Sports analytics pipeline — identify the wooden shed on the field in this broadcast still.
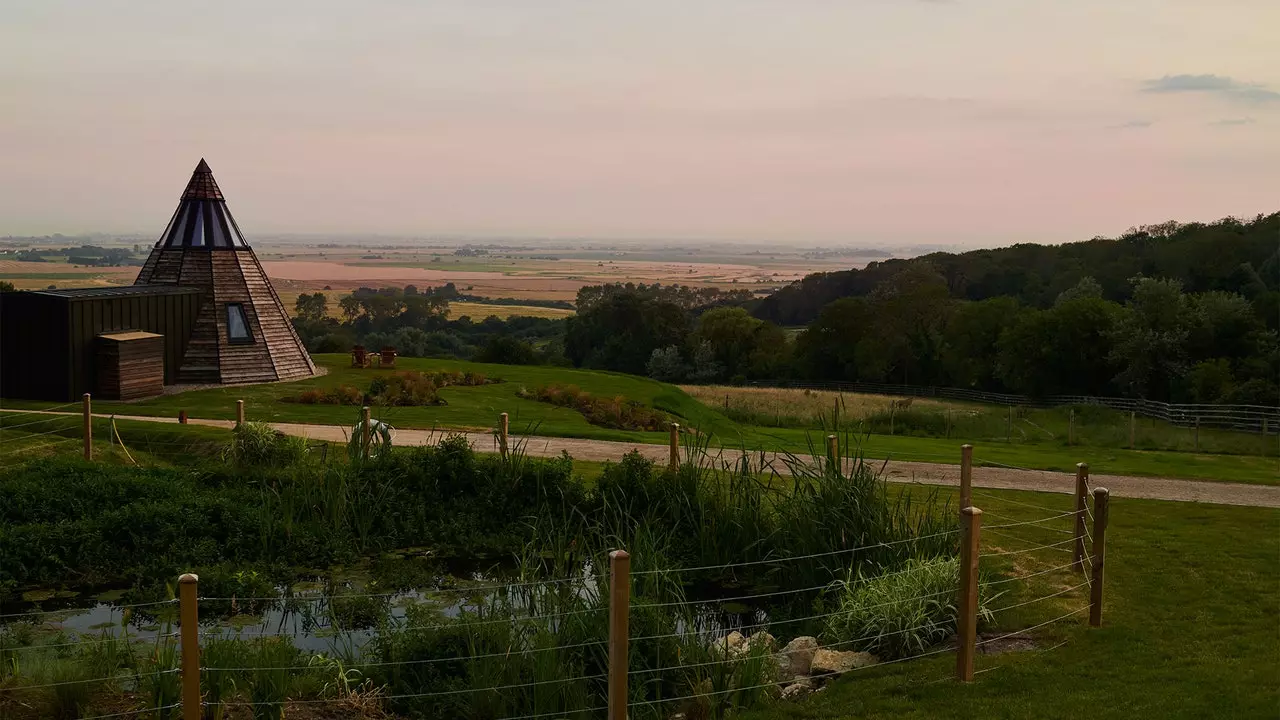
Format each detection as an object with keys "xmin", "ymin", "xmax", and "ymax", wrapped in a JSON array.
[
  {"xmin": 97, "ymin": 331, "xmax": 165, "ymax": 400},
  {"xmin": 0, "ymin": 285, "xmax": 203, "ymax": 401}
]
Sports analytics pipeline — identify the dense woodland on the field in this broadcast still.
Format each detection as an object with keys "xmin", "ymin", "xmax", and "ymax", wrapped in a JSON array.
[
  {"xmin": 289, "ymin": 213, "xmax": 1279, "ymax": 405},
  {"xmin": 564, "ymin": 214, "xmax": 1280, "ymax": 404}
]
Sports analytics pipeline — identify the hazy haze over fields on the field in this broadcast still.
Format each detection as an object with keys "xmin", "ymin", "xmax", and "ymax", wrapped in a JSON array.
[{"xmin": 2, "ymin": 0, "xmax": 1277, "ymax": 245}]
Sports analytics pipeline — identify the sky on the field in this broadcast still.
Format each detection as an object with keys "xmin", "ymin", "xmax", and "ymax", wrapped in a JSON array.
[{"xmin": 1, "ymin": 0, "xmax": 1278, "ymax": 246}]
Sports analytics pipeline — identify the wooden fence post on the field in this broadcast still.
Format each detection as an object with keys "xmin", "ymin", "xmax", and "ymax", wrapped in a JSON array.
[
  {"xmin": 956, "ymin": 507, "xmax": 982, "ymax": 682},
  {"xmin": 946, "ymin": 407, "xmax": 952, "ymax": 439},
  {"xmin": 235, "ymin": 399, "xmax": 245, "ymax": 426},
  {"xmin": 499, "ymin": 412, "xmax": 509, "ymax": 459},
  {"xmin": 1194, "ymin": 417, "xmax": 1200, "ymax": 452},
  {"xmin": 1089, "ymin": 487, "xmax": 1110, "ymax": 627},
  {"xmin": 178, "ymin": 573, "xmax": 201, "ymax": 720},
  {"xmin": 1006, "ymin": 405, "xmax": 1012, "ymax": 443},
  {"xmin": 668, "ymin": 422, "xmax": 680, "ymax": 471},
  {"xmin": 608, "ymin": 550, "xmax": 630, "ymax": 720},
  {"xmin": 1073, "ymin": 463, "xmax": 1089, "ymax": 571},
  {"xmin": 82, "ymin": 393, "xmax": 92, "ymax": 461},
  {"xmin": 826, "ymin": 433, "xmax": 839, "ymax": 469},
  {"xmin": 959, "ymin": 444, "xmax": 973, "ymax": 510},
  {"xmin": 1129, "ymin": 411, "xmax": 1136, "ymax": 449},
  {"xmin": 1068, "ymin": 408, "xmax": 1075, "ymax": 446},
  {"xmin": 361, "ymin": 406, "xmax": 371, "ymax": 461},
  {"xmin": 178, "ymin": 410, "xmax": 188, "ymax": 425}
]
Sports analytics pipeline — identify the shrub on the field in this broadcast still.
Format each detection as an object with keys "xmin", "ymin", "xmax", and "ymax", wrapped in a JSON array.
[
  {"xmin": 517, "ymin": 384, "xmax": 672, "ymax": 431},
  {"xmin": 364, "ymin": 370, "xmax": 496, "ymax": 407},
  {"xmin": 823, "ymin": 557, "xmax": 995, "ymax": 659},
  {"xmin": 224, "ymin": 422, "xmax": 308, "ymax": 468},
  {"xmin": 290, "ymin": 385, "xmax": 363, "ymax": 405}
]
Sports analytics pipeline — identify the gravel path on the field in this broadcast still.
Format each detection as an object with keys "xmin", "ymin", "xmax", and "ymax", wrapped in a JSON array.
[{"xmin": 7, "ymin": 410, "xmax": 1278, "ymax": 508}]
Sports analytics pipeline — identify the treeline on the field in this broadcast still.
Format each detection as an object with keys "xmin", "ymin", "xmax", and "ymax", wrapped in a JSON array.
[
  {"xmin": 755, "ymin": 213, "xmax": 1280, "ymax": 327},
  {"xmin": 562, "ymin": 228, "xmax": 1279, "ymax": 404},
  {"xmin": 291, "ymin": 284, "xmax": 567, "ymax": 365}
]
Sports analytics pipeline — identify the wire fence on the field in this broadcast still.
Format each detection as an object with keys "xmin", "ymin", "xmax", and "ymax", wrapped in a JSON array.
[
  {"xmin": 0, "ymin": 416, "xmax": 1109, "ymax": 719},
  {"xmin": 0, "ymin": 499, "xmax": 1106, "ymax": 719},
  {"xmin": 745, "ymin": 379, "xmax": 1280, "ymax": 433}
]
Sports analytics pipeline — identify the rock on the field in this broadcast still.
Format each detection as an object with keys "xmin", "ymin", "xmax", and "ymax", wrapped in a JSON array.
[
  {"xmin": 777, "ymin": 636, "xmax": 819, "ymax": 680},
  {"xmin": 810, "ymin": 648, "xmax": 879, "ymax": 675},
  {"xmin": 743, "ymin": 631, "xmax": 777, "ymax": 653},
  {"xmin": 780, "ymin": 677, "xmax": 816, "ymax": 701},
  {"xmin": 723, "ymin": 631, "xmax": 746, "ymax": 650}
]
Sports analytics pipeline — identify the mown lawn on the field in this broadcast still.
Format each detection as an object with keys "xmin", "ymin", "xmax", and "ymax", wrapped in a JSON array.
[
  {"xmin": 737, "ymin": 492, "xmax": 1280, "ymax": 720},
  {"xmin": 2, "ymin": 354, "xmax": 1275, "ymax": 484}
]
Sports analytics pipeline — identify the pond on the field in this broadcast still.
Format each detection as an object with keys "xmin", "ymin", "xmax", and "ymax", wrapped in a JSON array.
[{"xmin": 1, "ymin": 551, "xmax": 782, "ymax": 657}]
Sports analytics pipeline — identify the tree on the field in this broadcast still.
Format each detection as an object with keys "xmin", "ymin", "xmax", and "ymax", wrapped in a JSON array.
[
  {"xmin": 646, "ymin": 346, "xmax": 688, "ymax": 382},
  {"xmin": 294, "ymin": 292, "xmax": 329, "ymax": 321},
  {"xmin": 942, "ymin": 297, "xmax": 1023, "ymax": 389},
  {"xmin": 1054, "ymin": 276, "xmax": 1104, "ymax": 306},
  {"xmin": 0, "ymin": 281, "xmax": 15, "ymax": 293},
  {"xmin": 794, "ymin": 297, "xmax": 872, "ymax": 381},
  {"xmin": 692, "ymin": 307, "xmax": 765, "ymax": 381},
  {"xmin": 997, "ymin": 297, "xmax": 1120, "ymax": 396},
  {"xmin": 565, "ymin": 290, "xmax": 690, "ymax": 374},
  {"xmin": 476, "ymin": 335, "xmax": 537, "ymax": 365},
  {"xmin": 1109, "ymin": 277, "xmax": 1190, "ymax": 399}
]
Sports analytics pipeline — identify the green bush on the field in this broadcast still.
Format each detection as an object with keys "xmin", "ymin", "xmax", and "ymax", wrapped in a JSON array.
[
  {"xmin": 823, "ymin": 557, "xmax": 995, "ymax": 659},
  {"xmin": 224, "ymin": 422, "xmax": 308, "ymax": 468}
]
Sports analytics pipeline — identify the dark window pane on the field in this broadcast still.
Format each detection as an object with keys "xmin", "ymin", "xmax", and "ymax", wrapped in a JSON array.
[{"xmin": 227, "ymin": 304, "xmax": 251, "ymax": 341}]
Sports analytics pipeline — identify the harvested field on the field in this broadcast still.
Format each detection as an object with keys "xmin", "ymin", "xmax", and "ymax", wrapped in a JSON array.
[{"xmin": 681, "ymin": 384, "xmax": 963, "ymax": 425}]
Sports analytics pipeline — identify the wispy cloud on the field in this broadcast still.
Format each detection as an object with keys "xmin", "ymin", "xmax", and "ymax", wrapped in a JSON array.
[
  {"xmin": 1209, "ymin": 117, "xmax": 1256, "ymax": 127},
  {"xmin": 1108, "ymin": 119, "xmax": 1152, "ymax": 129},
  {"xmin": 1142, "ymin": 74, "xmax": 1280, "ymax": 103}
]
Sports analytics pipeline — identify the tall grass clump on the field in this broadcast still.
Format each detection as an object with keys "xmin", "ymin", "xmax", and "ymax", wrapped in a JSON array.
[
  {"xmin": 224, "ymin": 421, "xmax": 308, "ymax": 468},
  {"xmin": 247, "ymin": 638, "xmax": 300, "ymax": 720},
  {"xmin": 823, "ymin": 557, "xmax": 996, "ymax": 659},
  {"xmin": 140, "ymin": 631, "xmax": 181, "ymax": 720}
]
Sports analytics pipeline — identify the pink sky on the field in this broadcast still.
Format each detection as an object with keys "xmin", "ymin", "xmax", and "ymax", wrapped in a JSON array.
[{"xmin": 1, "ymin": 0, "xmax": 1277, "ymax": 246}]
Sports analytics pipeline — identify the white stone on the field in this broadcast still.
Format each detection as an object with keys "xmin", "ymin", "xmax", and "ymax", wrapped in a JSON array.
[
  {"xmin": 810, "ymin": 648, "xmax": 878, "ymax": 675},
  {"xmin": 743, "ymin": 631, "xmax": 777, "ymax": 653},
  {"xmin": 777, "ymin": 636, "xmax": 819, "ymax": 680}
]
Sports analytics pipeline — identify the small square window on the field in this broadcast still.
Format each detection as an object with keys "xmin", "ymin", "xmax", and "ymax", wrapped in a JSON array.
[{"xmin": 226, "ymin": 303, "xmax": 253, "ymax": 343}]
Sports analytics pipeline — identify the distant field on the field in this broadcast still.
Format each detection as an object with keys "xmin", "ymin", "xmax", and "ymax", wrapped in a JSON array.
[{"xmin": 448, "ymin": 301, "xmax": 574, "ymax": 319}]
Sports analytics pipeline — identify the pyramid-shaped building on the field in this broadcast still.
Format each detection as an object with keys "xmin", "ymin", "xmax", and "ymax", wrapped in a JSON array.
[{"xmin": 135, "ymin": 160, "xmax": 316, "ymax": 384}]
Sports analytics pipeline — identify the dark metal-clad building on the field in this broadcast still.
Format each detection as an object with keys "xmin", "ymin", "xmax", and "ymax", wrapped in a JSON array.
[{"xmin": 0, "ymin": 285, "xmax": 203, "ymax": 401}]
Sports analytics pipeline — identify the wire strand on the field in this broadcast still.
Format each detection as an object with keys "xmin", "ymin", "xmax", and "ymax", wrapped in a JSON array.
[
  {"xmin": 631, "ymin": 587, "xmax": 959, "ymax": 644},
  {"xmin": 7, "ymin": 668, "xmax": 177, "ymax": 691},
  {"xmin": 980, "ymin": 561, "xmax": 1079, "ymax": 588},
  {"xmin": 220, "ymin": 673, "xmax": 607, "ymax": 706},
  {"xmin": 198, "ymin": 571, "xmax": 603, "ymax": 604},
  {"xmin": 0, "ymin": 632, "xmax": 179, "ymax": 653},
  {"xmin": 226, "ymin": 605, "xmax": 607, "ymax": 638},
  {"xmin": 976, "ymin": 606, "xmax": 1089, "ymax": 646},
  {"xmin": 628, "ymin": 645, "xmax": 954, "ymax": 708},
  {"xmin": 630, "ymin": 619, "xmax": 953, "ymax": 677},
  {"xmin": 981, "ymin": 536, "xmax": 1077, "ymax": 556},
  {"xmin": 629, "ymin": 528, "xmax": 961, "ymax": 577},
  {"xmin": 985, "ymin": 511, "xmax": 1076, "ymax": 530},
  {"xmin": 0, "ymin": 598, "xmax": 177, "ymax": 620},
  {"xmin": 987, "ymin": 582, "xmax": 1091, "ymax": 614},
  {"xmin": 81, "ymin": 704, "xmax": 183, "ymax": 720},
  {"xmin": 203, "ymin": 639, "xmax": 608, "ymax": 673}
]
